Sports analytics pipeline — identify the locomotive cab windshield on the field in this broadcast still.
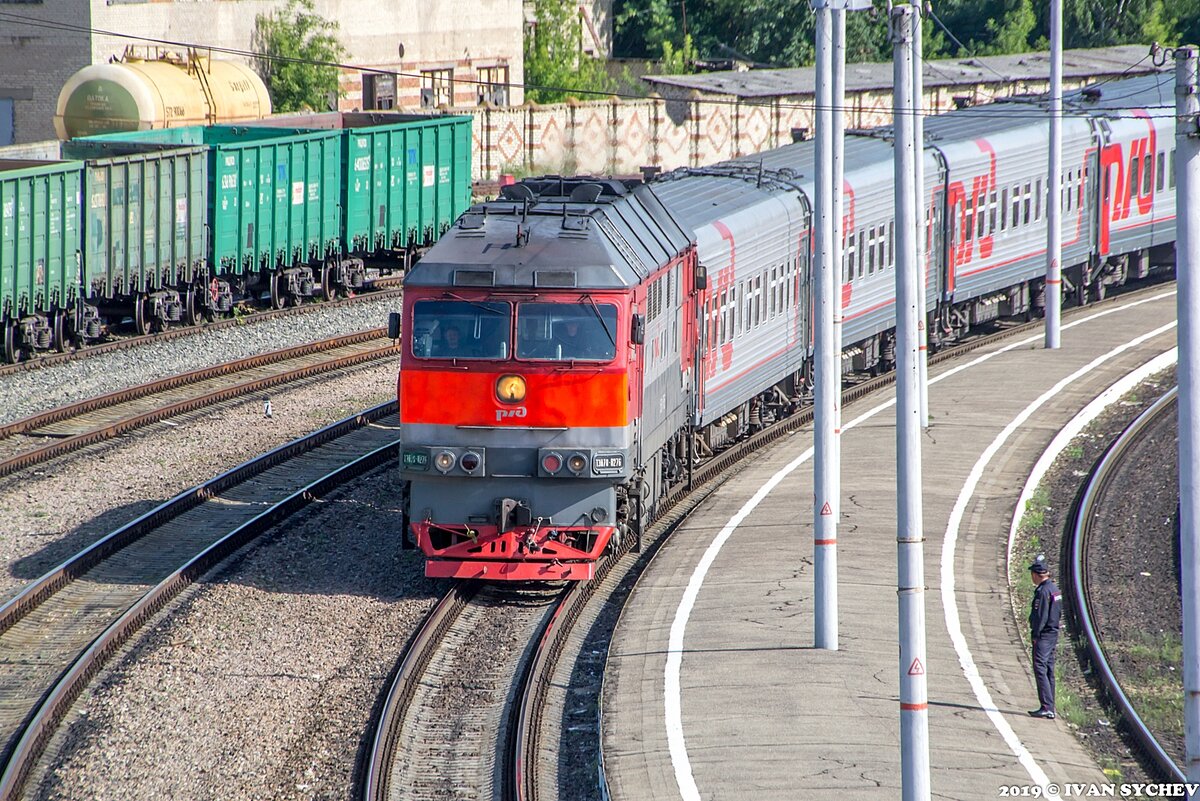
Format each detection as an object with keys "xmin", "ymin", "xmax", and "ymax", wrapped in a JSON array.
[{"xmin": 411, "ymin": 297, "xmax": 620, "ymax": 362}]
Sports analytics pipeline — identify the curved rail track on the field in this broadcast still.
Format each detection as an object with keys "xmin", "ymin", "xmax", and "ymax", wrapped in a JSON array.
[
  {"xmin": 0, "ymin": 402, "xmax": 403, "ymax": 801},
  {"xmin": 0, "ymin": 329, "xmax": 399, "ymax": 479},
  {"xmin": 0, "ymin": 282, "xmax": 403, "ymax": 376},
  {"xmin": 1065, "ymin": 386, "xmax": 1184, "ymax": 783}
]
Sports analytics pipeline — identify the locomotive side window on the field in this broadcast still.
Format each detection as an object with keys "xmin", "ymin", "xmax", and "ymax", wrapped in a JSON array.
[
  {"xmin": 412, "ymin": 300, "xmax": 510, "ymax": 359},
  {"xmin": 516, "ymin": 302, "xmax": 617, "ymax": 361}
]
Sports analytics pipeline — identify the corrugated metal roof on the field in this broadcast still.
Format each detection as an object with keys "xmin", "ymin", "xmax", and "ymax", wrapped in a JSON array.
[{"xmin": 643, "ymin": 44, "xmax": 1160, "ymax": 99}]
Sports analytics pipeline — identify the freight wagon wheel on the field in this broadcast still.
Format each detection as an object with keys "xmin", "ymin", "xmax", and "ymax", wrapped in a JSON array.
[
  {"xmin": 2, "ymin": 321, "xmax": 17, "ymax": 364},
  {"xmin": 269, "ymin": 273, "xmax": 288, "ymax": 310},
  {"xmin": 183, "ymin": 289, "xmax": 200, "ymax": 326},
  {"xmin": 321, "ymin": 263, "xmax": 340, "ymax": 301},
  {"xmin": 133, "ymin": 297, "xmax": 151, "ymax": 336},
  {"xmin": 52, "ymin": 311, "xmax": 67, "ymax": 353}
]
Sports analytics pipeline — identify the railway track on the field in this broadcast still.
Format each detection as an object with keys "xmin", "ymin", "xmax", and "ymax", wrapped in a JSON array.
[
  {"xmin": 0, "ymin": 402, "xmax": 403, "ymax": 801},
  {"xmin": 1066, "ymin": 386, "xmax": 1184, "ymax": 783},
  {"xmin": 0, "ymin": 282, "xmax": 403, "ymax": 377},
  {"xmin": 0, "ymin": 328, "xmax": 400, "ymax": 479}
]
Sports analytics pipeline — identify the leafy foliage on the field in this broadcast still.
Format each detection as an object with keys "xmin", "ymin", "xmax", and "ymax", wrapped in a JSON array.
[
  {"xmin": 254, "ymin": 0, "xmax": 347, "ymax": 113},
  {"xmin": 526, "ymin": 0, "xmax": 616, "ymax": 103},
  {"xmin": 613, "ymin": 0, "xmax": 1198, "ymax": 68}
]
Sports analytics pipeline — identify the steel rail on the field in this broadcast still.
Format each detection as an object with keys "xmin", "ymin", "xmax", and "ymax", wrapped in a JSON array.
[
  {"xmin": 0, "ymin": 401, "xmax": 402, "ymax": 800},
  {"xmin": 0, "ymin": 285, "xmax": 404, "ymax": 377},
  {"xmin": 0, "ymin": 332, "xmax": 399, "ymax": 479},
  {"xmin": 361, "ymin": 584, "xmax": 477, "ymax": 801},
  {"xmin": 1066, "ymin": 386, "xmax": 1183, "ymax": 783}
]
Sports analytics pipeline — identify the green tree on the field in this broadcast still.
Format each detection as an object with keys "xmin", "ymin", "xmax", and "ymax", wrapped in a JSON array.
[
  {"xmin": 526, "ymin": 0, "xmax": 616, "ymax": 103},
  {"xmin": 254, "ymin": 0, "xmax": 347, "ymax": 113},
  {"xmin": 973, "ymin": 0, "xmax": 1038, "ymax": 55},
  {"xmin": 660, "ymin": 34, "xmax": 699, "ymax": 74}
]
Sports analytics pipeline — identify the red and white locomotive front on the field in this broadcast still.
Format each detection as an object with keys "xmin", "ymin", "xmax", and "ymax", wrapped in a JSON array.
[{"xmin": 396, "ymin": 178, "xmax": 694, "ymax": 580}]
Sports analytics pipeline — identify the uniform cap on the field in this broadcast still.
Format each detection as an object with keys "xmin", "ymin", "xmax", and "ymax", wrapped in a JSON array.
[{"xmin": 1028, "ymin": 555, "xmax": 1050, "ymax": 574}]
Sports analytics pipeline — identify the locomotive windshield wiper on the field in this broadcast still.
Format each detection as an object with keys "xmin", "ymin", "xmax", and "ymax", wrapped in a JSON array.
[
  {"xmin": 580, "ymin": 294, "xmax": 616, "ymax": 347},
  {"xmin": 443, "ymin": 291, "xmax": 507, "ymax": 314}
]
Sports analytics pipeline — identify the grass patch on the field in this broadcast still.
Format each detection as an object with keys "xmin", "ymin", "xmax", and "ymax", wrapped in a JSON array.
[{"xmin": 1106, "ymin": 631, "xmax": 1184, "ymax": 741}]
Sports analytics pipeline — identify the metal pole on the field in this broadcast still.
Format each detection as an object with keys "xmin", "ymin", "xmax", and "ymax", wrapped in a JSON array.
[
  {"xmin": 1045, "ymin": 0, "xmax": 1063, "ymax": 348},
  {"xmin": 832, "ymin": 0, "xmax": 846, "ymax": 624},
  {"xmin": 1176, "ymin": 45, "xmax": 1200, "ymax": 784},
  {"xmin": 891, "ymin": 6, "xmax": 931, "ymax": 799},
  {"xmin": 913, "ymin": 4, "xmax": 929, "ymax": 427},
  {"xmin": 813, "ymin": 0, "xmax": 838, "ymax": 650}
]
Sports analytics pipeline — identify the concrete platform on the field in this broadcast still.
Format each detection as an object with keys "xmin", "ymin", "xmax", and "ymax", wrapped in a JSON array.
[{"xmin": 602, "ymin": 289, "xmax": 1178, "ymax": 800}]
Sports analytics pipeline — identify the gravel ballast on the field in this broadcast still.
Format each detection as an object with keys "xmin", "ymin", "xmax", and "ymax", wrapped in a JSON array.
[
  {"xmin": 0, "ymin": 361, "xmax": 400, "ymax": 603},
  {"xmin": 31, "ymin": 467, "xmax": 440, "ymax": 801},
  {"xmin": 0, "ymin": 296, "xmax": 402, "ymax": 427}
]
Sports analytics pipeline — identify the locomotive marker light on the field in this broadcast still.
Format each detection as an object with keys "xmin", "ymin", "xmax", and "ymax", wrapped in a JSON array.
[
  {"xmin": 892, "ymin": 5, "xmax": 932, "ymax": 799},
  {"xmin": 459, "ymin": 451, "xmax": 482, "ymax": 474},
  {"xmin": 434, "ymin": 450, "xmax": 457, "ymax": 473},
  {"xmin": 496, "ymin": 374, "xmax": 527, "ymax": 403},
  {"xmin": 541, "ymin": 451, "xmax": 564, "ymax": 474},
  {"xmin": 567, "ymin": 453, "xmax": 589, "ymax": 474}
]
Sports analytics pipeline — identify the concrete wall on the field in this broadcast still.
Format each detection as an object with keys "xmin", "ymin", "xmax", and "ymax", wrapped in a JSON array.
[
  {"xmin": 0, "ymin": 1, "xmax": 92, "ymax": 144},
  {"xmin": 463, "ymin": 75, "xmax": 1098, "ymax": 182}
]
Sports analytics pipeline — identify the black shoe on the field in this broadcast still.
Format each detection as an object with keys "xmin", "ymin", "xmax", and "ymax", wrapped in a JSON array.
[{"xmin": 1028, "ymin": 708, "xmax": 1056, "ymax": 719}]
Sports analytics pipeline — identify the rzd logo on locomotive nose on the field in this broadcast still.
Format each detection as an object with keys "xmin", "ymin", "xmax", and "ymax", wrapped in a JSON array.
[{"xmin": 496, "ymin": 406, "xmax": 528, "ymax": 422}]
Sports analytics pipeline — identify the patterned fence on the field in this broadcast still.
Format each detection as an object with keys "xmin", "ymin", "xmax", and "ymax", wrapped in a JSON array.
[{"xmin": 460, "ymin": 76, "xmax": 1092, "ymax": 182}]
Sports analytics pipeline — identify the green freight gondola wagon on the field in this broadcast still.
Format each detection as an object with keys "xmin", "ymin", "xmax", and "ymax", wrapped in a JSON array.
[
  {"xmin": 0, "ymin": 159, "xmax": 84, "ymax": 361},
  {"xmin": 255, "ymin": 112, "xmax": 472, "ymax": 296},
  {"xmin": 67, "ymin": 125, "xmax": 343, "ymax": 309},
  {"xmin": 60, "ymin": 141, "xmax": 208, "ymax": 331}
]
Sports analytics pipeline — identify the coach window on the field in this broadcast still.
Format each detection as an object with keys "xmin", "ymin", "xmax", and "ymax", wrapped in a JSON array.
[
  {"xmin": 888, "ymin": 221, "xmax": 895, "ymax": 269},
  {"xmin": 976, "ymin": 196, "xmax": 986, "ymax": 239},
  {"xmin": 964, "ymin": 198, "xmax": 974, "ymax": 242},
  {"xmin": 1128, "ymin": 155, "xmax": 1138, "ymax": 205},
  {"xmin": 1000, "ymin": 188, "xmax": 1008, "ymax": 231},
  {"xmin": 1157, "ymin": 153, "xmax": 1166, "ymax": 191},
  {"xmin": 1143, "ymin": 152, "xmax": 1154, "ymax": 195},
  {"xmin": 989, "ymin": 193, "xmax": 997, "ymax": 234},
  {"xmin": 412, "ymin": 299, "xmax": 510, "ymax": 359},
  {"xmin": 1170, "ymin": 150, "xmax": 1176, "ymax": 188},
  {"xmin": 877, "ymin": 230, "xmax": 886, "ymax": 271}
]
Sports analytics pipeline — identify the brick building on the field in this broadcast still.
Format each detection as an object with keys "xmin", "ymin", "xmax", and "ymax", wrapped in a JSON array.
[{"xmin": 0, "ymin": 0, "xmax": 560, "ymax": 144}]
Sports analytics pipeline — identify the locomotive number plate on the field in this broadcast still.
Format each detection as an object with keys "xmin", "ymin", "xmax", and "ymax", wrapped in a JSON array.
[
  {"xmin": 592, "ymin": 453, "xmax": 624, "ymax": 475},
  {"xmin": 402, "ymin": 450, "xmax": 429, "ymax": 470}
]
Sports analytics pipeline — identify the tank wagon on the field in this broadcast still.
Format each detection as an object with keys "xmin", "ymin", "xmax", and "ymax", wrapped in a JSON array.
[
  {"xmin": 393, "ymin": 73, "xmax": 1176, "ymax": 581},
  {"xmin": 0, "ymin": 113, "xmax": 470, "ymax": 361}
]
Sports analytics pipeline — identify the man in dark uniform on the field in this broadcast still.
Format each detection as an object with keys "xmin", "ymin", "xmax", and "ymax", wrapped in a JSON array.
[{"xmin": 1028, "ymin": 554, "xmax": 1063, "ymax": 719}]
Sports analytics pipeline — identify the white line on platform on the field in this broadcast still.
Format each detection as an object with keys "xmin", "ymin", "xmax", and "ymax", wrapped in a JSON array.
[
  {"xmin": 664, "ymin": 289, "xmax": 1177, "ymax": 800},
  {"xmin": 1006, "ymin": 347, "xmax": 1180, "ymax": 577},
  {"xmin": 939, "ymin": 321, "xmax": 1176, "ymax": 801}
]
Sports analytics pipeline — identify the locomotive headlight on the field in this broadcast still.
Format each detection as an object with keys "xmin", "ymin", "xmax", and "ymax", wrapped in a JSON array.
[
  {"xmin": 541, "ymin": 451, "xmax": 563, "ymax": 474},
  {"xmin": 496, "ymin": 374, "xmax": 527, "ymax": 403},
  {"xmin": 434, "ymin": 450, "xmax": 456, "ymax": 473},
  {"xmin": 459, "ymin": 451, "xmax": 481, "ymax": 473},
  {"xmin": 567, "ymin": 452, "xmax": 588, "ymax": 474}
]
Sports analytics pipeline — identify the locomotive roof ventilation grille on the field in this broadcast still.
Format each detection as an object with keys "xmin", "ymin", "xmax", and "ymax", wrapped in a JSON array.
[
  {"xmin": 454, "ymin": 270, "xmax": 495, "ymax": 287},
  {"xmin": 534, "ymin": 270, "xmax": 577, "ymax": 288}
]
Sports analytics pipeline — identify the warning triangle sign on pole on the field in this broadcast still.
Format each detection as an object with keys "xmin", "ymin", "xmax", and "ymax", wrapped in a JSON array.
[
  {"xmin": 820, "ymin": 502, "xmax": 833, "ymax": 516},
  {"xmin": 907, "ymin": 657, "xmax": 925, "ymax": 676}
]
